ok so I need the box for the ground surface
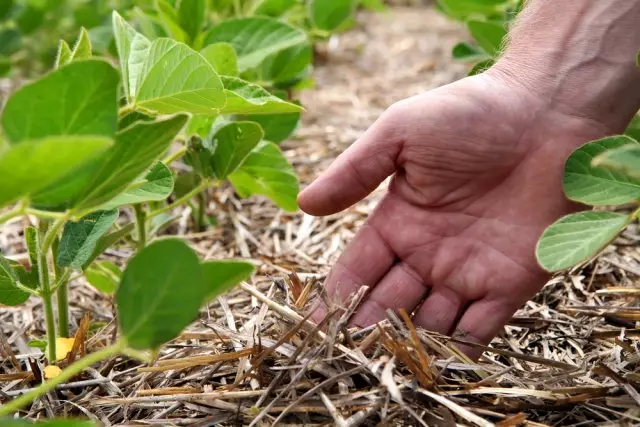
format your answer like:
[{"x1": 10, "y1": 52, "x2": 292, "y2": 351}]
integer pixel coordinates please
[{"x1": 2, "y1": 5, "x2": 640, "y2": 427}]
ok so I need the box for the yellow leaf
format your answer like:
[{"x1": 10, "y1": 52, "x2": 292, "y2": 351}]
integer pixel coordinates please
[
  {"x1": 55, "y1": 337, "x2": 76, "y2": 361},
  {"x1": 43, "y1": 365, "x2": 62, "y2": 379}
]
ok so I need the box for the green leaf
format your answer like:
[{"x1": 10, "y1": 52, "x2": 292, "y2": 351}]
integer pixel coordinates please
[
  {"x1": 118, "y1": 111, "x2": 154, "y2": 131},
  {"x1": 134, "y1": 38, "x2": 226, "y2": 115},
  {"x1": 564, "y1": 136, "x2": 640, "y2": 206},
  {"x1": 466, "y1": 20, "x2": 506, "y2": 56},
  {"x1": 0, "y1": 254, "x2": 28, "y2": 306},
  {"x1": 0, "y1": 0, "x2": 13, "y2": 21},
  {"x1": 2, "y1": 60, "x2": 119, "y2": 143},
  {"x1": 57, "y1": 210, "x2": 119, "y2": 269},
  {"x1": 178, "y1": 0, "x2": 206, "y2": 43},
  {"x1": 98, "y1": 162, "x2": 174, "y2": 210},
  {"x1": 32, "y1": 116, "x2": 186, "y2": 211},
  {"x1": 255, "y1": 0, "x2": 297, "y2": 17},
  {"x1": 245, "y1": 108, "x2": 301, "y2": 143},
  {"x1": 204, "y1": 17, "x2": 307, "y2": 71},
  {"x1": 201, "y1": 42, "x2": 238, "y2": 76},
  {"x1": 437, "y1": 0, "x2": 504, "y2": 20},
  {"x1": 54, "y1": 40, "x2": 72, "y2": 69},
  {"x1": 117, "y1": 239, "x2": 206, "y2": 350},
  {"x1": 83, "y1": 223, "x2": 135, "y2": 269},
  {"x1": 75, "y1": 115, "x2": 188, "y2": 210},
  {"x1": 0, "y1": 136, "x2": 111, "y2": 207},
  {"x1": 211, "y1": 121, "x2": 264, "y2": 179},
  {"x1": 310, "y1": 0, "x2": 357, "y2": 32},
  {"x1": 592, "y1": 144, "x2": 640, "y2": 179},
  {"x1": 624, "y1": 114, "x2": 640, "y2": 141},
  {"x1": 452, "y1": 42, "x2": 488, "y2": 61},
  {"x1": 156, "y1": 0, "x2": 187, "y2": 42},
  {"x1": 201, "y1": 260, "x2": 254, "y2": 300},
  {"x1": 70, "y1": 28, "x2": 92, "y2": 61},
  {"x1": 536, "y1": 211, "x2": 629, "y2": 272},
  {"x1": 229, "y1": 141, "x2": 299, "y2": 211},
  {"x1": 85, "y1": 261, "x2": 120, "y2": 294},
  {"x1": 258, "y1": 44, "x2": 312, "y2": 86},
  {"x1": 220, "y1": 76, "x2": 303, "y2": 115},
  {"x1": 0, "y1": 29, "x2": 20, "y2": 56},
  {"x1": 467, "y1": 58, "x2": 494, "y2": 76},
  {"x1": 174, "y1": 171, "x2": 202, "y2": 198},
  {"x1": 112, "y1": 11, "x2": 152, "y2": 102}
]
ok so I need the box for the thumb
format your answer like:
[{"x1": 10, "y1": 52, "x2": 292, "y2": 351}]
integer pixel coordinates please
[{"x1": 298, "y1": 106, "x2": 404, "y2": 216}]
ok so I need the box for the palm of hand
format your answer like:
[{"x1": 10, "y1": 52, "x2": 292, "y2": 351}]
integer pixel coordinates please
[{"x1": 299, "y1": 74, "x2": 612, "y2": 357}]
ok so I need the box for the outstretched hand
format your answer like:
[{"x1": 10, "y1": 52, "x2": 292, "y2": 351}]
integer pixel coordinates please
[{"x1": 298, "y1": 72, "x2": 614, "y2": 358}]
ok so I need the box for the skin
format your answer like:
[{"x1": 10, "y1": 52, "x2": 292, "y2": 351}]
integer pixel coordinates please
[{"x1": 298, "y1": 0, "x2": 640, "y2": 359}]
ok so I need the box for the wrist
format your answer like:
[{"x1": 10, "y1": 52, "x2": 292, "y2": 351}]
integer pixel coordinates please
[{"x1": 486, "y1": 0, "x2": 640, "y2": 134}]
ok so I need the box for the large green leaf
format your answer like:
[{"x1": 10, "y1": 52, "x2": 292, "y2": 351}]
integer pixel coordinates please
[
  {"x1": 82, "y1": 223, "x2": 135, "y2": 269},
  {"x1": 220, "y1": 76, "x2": 302, "y2": 115},
  {"x1": 0, "y1": 255, "x2": 28, "y2": 306},
  {"x1": 56, "y1": 210, "x2": 119, "y2": 269},
  {"x1": 201, "y1": 260, "x2": 254, "y2": 300},
  {"x1": 229, "y1": 141, "x2": 299, "y2": 211},
  {"x1": 1, "y1": 60, "x2": 119, "y2": 143},
  {"x1": 211, "y1": 121, "x2": 263, "y2": 179},
  {"x1": 112, "y1": 11, "x2": 151, "y2": 101},
  {"x1": 75, "y1": 115, "x2": 188, "y2": 210},
  {"x1": 536, "y1": 211, "x2": 629, "y2": 272},
  {"x1": 204, "y1": 17, "x2": 307, "y2": 71},
  {"x1": 466, "y1": 20, "x2": 506, "y2": 56},
  {"x1": 178, "y1": 0, "x2": 206, "y2": 43},
  {"x1": 117, "y1": 239, "x2": 206, "y2": 350},
  {"x1": 564, "y1": 136, "x2": 640, "y2": 206},
  {"x1": 592, "y1": 144, "x2": 640, "y2": 179},
  {"x1": 245, "y1": 108, "x2": 301, "y2": 144},
  {"x1": 99, "y1": 162, "x2": 174, "y2": 210},
  {"x1": 309, "y1": 0, "x2": 357, "y2": 32},
  {"x1": 201, "y1": 42, "x2": 238, "y2": 76},
  {"x1": 258, "y1": 44, "x2": 311, "y2": 86},
  {"x1": 134, "y1": 38, "x2": 226, "y2": 114},
  {"x1": 0, "y1": 136, "x2": 111, "y2": 207}
]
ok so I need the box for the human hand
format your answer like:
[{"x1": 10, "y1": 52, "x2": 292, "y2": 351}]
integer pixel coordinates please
[{"x1": 298, "y1": 71, "x2": 618, "y2": 358}]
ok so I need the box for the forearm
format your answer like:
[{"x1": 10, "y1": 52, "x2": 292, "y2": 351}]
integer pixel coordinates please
[{"x1": 491, "y1": 0, "x2": 640, "y2": 132}]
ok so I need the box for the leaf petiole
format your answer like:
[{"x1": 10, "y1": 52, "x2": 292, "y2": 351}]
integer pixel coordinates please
[
  {"x1": 147, "y1": 179, "x2": 211, "y2": 220},
  {"x1": 162, "y1": 145, "x2": 188, "y2": 165}
]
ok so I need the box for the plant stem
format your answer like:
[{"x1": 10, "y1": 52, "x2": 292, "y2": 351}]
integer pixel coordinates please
[
  {"x1": 25, "y1": 208, "x2": 67, "y2": 220},
  {"x1": 52, "y1": 237, "x2": 69, "y2": 338},
  {"x1": 134, "y1": 204, "x2": 147, "y2": 251},
  {"x1": 0, "y1": 203, "x2": 25, "y2": 225},
  {"x1": 196, "y1": 192, "x2": 206, "y2": 231},
  {"x1": 147, "y1": 180, "x2": 210, "y2": 220},
  {"x1": 37, "y1": 221, "x2": 56, "y2": 363},
  {"x1": 0, "y1": 340, "x2": 125, "y2": 416},
  {"x1": 162, "y1": 145, "x2": 187, "y2": 165}
]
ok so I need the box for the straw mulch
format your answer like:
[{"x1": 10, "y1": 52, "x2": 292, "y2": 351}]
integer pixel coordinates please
[{"x1": 2, "y1": 5, "x2": 640, "y2": 426}]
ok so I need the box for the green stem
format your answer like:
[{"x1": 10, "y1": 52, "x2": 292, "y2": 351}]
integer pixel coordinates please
[
  {"x1": 0, "y1": 204, "x2": 25, "y2": 225},
  {"x1": 52, "y1": 237, "x2": 69, "y2": 338},
  {"x1": 49, "y1": 269, "x2": 72, "y2": 295},
  {"x1": 196, "y1": 192, "x2": 206, "y2": 232},
  {"x1": 0, "y1": 341, "x2": 125, "y2": 416},
  {"x1": 16, "y1": 282, "x2": 39, "y2": 296},
  {"x1": 25, "y1": 208, "x2": 67, "y2": 220},
  {"x1": 134, "y1": 204, "x2": 147, "y2": 251},
  {"x1": 162, "y1": 145, "x2": 187, "y2": 165},
  {"x1": 147, "y1": 180, "x2": 210, "y2": 220},
  {"x1": 37, "y1": 221, "x2": 56, "y2": 363}
]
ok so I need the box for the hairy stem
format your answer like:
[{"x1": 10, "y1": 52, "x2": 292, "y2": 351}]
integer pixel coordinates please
[
  {"x1": 134, "y1": 204, "x2": 147, "y2": 251},
  {"x1": 147, "y1": 180, "x2": 210, "y2": 220},
  {"x1": 37, "y1": 221, "x2": 56, "y2": 362},
  {"x1": 0, "y1": 341, "x2": 125, "y2": 416},
  {"x1": 52, "y1": 237, "x2": 69, "y2": 338},
  {"x1": 0, "y1": 203, "x2": 25, "y2": 225}
]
